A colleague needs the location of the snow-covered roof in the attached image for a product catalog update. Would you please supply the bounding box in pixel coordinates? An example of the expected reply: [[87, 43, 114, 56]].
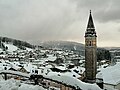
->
[[55, 66, 66, 70], [45, 64, 53, 68], [0, 60, 22, 71], [23, 63, 37, 72], [0, 54, 6, 58], [96, 72, 103, 79], [55, 50, 63, 54], [0, 78, 45, 90], [46, 75, 101, 90], [71, 66, 85, 75], [46, 55, 57, 62], [0, 70, 30, 78], [37, 66, 80, 79], [101, 62, 120, 85], [62, 70, 80, 78]]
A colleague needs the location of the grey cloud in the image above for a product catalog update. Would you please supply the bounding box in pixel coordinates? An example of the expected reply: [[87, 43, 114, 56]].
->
[[0, 0, 120, 46], [72, 0, 120, 23], [0, 0, 80, 42]]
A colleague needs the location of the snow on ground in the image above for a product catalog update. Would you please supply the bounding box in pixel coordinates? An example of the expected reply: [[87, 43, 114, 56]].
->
[[26, 48, 33, 51], [3, 43, 33, 52], [0, 48, 3, 52], [0, 78, 45, 90], [4, 43, 18, 52]]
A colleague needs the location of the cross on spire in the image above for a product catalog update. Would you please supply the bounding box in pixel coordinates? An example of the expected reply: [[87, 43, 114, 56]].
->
[[90, 10, 91, 14]]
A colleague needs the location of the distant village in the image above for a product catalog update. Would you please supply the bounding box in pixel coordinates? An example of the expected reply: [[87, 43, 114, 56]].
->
[[0, 40, 119, 90]]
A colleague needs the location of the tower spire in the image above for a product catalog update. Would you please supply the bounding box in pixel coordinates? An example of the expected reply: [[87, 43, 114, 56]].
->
[[87, 10, 94, 29], [85, 10, 97, 37]]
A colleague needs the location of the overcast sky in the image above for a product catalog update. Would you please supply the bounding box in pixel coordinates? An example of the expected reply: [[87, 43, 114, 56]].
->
[[0, 0, 120, 47]]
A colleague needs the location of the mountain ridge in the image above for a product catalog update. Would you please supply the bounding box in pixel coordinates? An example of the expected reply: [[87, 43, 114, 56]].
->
[[39, 41, 85, 51]]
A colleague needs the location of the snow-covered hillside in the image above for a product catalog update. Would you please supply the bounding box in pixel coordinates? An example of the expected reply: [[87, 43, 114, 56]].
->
[[5, 43, 18, 52], [0, 43, 33, 53]]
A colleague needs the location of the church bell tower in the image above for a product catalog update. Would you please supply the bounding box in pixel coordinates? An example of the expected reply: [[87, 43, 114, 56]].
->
[[85, 10, 97, 83]]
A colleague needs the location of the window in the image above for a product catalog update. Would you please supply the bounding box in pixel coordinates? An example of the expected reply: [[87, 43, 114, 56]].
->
[[89, 41, 92, 46]]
